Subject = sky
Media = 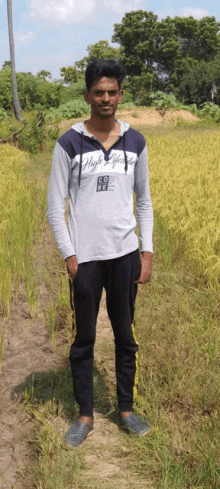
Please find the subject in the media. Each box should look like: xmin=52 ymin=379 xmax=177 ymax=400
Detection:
xmin=0 ymin=0 xmax=219 ymax=80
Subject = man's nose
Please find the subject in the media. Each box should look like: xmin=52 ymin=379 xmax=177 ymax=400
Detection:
xmin=102 ymin=92 xmax=110 ymax=102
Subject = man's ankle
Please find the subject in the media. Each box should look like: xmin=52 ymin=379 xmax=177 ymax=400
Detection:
xmin=79 ymin=415 xmax=93 ymax=425
xmin=120 ymin=411 xmax=132 ymax=419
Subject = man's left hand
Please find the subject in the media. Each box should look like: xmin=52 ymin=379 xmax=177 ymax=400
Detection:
xmin=135 ymin=251 xmax=153 ymax=284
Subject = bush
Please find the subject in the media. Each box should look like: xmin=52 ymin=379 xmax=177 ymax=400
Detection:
xmin=45 ymin=100 xmax=90 ymax=121
xmin=0 ymin=68 xmax=62 ymax=111
xmin=0 ymin=108 xmax=8 ymax=122
xmin=149 ymin=91 xmax=179 ymax=109
xmin=0 ymin=111 xmax=59 ymax=153
xmin=199 ymin=102 xmax=220 ymax=122
xmin=59 ymin=78 xmax=86 ymax=104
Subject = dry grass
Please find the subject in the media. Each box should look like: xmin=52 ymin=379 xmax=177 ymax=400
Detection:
xmin=0 ymin=145 xmax=47 ymax=316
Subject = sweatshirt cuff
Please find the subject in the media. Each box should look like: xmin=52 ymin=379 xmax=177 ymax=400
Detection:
xmin=140 ymin=239 xmax=153 ymax=254
xmin=60 ymin=244 xmax=76 ymax=260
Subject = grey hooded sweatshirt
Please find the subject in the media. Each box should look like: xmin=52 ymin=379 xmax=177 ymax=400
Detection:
xmin=47 ymin=120 xmax=153 ymax=264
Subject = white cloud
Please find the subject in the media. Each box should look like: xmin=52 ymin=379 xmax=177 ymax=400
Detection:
xmin=30 ymin=0 xmax=94 ymax=22
xmin=181 ymin=7 xmax=209 ymax=20
xmin=15 ymin=31 xmax=36 ymax=43
xmin=157 ymin=5 xmax=211 ymax=21
xmin=29 ymin=0 xmax=144 ymax=24
xmin=102 ymin=0 xmax=143 ymax=14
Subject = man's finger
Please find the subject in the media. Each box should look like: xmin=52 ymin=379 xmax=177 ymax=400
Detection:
xmin=135 ymin=274 xmax=151 ymax=284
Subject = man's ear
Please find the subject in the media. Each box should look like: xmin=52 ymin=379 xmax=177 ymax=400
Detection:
xmin=83 ymin=90 xmax=90 ymax=105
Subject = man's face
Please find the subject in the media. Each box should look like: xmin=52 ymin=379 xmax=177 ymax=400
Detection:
xmin=84 ymin=77 xmax=123 ymax=119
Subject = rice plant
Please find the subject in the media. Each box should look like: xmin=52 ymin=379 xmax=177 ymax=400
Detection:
xmin=147 ymin=130 xmax=220 ymax=289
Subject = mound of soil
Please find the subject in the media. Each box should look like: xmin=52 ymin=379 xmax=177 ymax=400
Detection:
xmin=117 ymin=108 xmax=199 ymax=126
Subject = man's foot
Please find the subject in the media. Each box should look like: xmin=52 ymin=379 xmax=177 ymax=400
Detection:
xmin=120 ymin=412 xmax=150 ymax=436
xmin=64 ymin=420 xmax=94 ymax=447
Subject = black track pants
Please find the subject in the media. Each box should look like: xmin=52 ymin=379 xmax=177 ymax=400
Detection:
xmin=69 ymin=249 xmax=141 ymax=416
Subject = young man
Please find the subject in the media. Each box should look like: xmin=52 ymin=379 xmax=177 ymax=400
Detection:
xmin=47 ymin=59 xmax=153 ymax=447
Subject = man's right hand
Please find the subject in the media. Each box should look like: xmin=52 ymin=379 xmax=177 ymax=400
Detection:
xmin=66 ymin=255 xmax=78 ymax=281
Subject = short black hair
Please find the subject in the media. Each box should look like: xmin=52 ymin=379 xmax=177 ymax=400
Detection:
xmin=85 ymin=58 xmax=127 ymax=91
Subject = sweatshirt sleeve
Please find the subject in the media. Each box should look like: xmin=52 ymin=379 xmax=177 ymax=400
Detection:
xmin=134 ymin=144 xmax=154 ymax=253
xmin=47 ymin=141 xmax=75 ymax=260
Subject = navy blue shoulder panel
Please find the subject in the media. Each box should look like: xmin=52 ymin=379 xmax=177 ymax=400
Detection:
xmin=124 ymin=128 xmax=146 ymax=156
xmin=58 ymin=128 xmax=101 ymax=158
xmin=58 ymin=129 xmax=77 ymax=159
xmin=58 ymin=126 xmax=146 ymax=158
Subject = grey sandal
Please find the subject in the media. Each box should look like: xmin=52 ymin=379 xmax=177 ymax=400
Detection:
xmin=64 ymin=420 xmax=94 ymax=447
xmin=121 ymin=413 xmax=150 ymax=436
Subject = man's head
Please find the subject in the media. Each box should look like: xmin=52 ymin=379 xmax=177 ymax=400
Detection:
xmin=85 ymin=58 xmax=127 ymax=92
xmin=84 ymin=59 xmax=126 ymax=119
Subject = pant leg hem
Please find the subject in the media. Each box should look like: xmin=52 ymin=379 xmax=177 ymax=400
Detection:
xmin=79 ymin=409 xmax=93 ymax=417
xmin=118 ymin=402 xmax=133 ymax=412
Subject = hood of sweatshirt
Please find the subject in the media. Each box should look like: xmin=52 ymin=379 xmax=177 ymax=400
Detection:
xmin=71 ymin=119 xmax=130 ymax=137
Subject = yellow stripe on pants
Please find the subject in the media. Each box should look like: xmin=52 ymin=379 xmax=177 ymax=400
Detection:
xmin=131 ymin=321 xmax=139 ymax=400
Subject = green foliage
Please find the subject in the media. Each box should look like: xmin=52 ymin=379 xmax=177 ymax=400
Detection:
xmin=75 ymin=40 xmax=121 ymax=73
xmin=0 ymin=68 xmax=62 ymax=111
xmin=123 ymin=73 xmax=156 ymax=105
xmin=175 ymin=59 xmax=218 ymax=105
xmin=0 ymin=111 xmax=59 ymax=153
xmin=60 ymin=66 xmax=78 ymax=84
xmin=112 ymin=10 xmax=220 ymax=104
xmin=199 ymin=102 xmax=220 ymax=121
xmin=18 ymin=114 xmax=45 ymax=153
xmin=149 ymin=91 xmax=179 ymax=109
xmin=2 ymin=60 xmax=11 ymax=70
xmin=0 ymin=108 xmax=8 ymax=122
xmin=113 ymin=11 xmax=159 ymax=77
xmin=119 ymin=90 xmax=133 ymax=104
xmin=37 ymin=70 xmax=52 ymax=81
xmin=45 ymin=100 xmax=90 ymax=122
xmin=0 ymin=67 xmax=13 ymax=110
xmin=59 ymin=79 xmax=86 ymax=104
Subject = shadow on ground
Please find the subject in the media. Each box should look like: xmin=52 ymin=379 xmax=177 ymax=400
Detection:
xmin=11 ymin=362 xmax=119 ymax=425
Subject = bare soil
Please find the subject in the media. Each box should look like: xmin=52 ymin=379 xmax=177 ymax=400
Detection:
xmin=0 ymin=242 xmax=63 ymax=489
xmin=117 ymin=108 xmax=199 ymax=126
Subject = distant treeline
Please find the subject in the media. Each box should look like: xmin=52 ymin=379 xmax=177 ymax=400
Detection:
xmin=1 ymin=10 xmax=220 ymax=112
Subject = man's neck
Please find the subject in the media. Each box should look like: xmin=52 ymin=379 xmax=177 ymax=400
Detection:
xmin=85 ymin=114 xmax=118 ymax=135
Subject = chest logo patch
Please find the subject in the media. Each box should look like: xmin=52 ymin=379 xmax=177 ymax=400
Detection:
xmin=96 ymin=175 xmax=115 ymax=192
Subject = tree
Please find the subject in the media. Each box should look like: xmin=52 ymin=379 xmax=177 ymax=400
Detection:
xmin=60 ymin=66 xmax=78 ymax=84
xmin=37 ymin=70 xmax=52 ymax=81
xmin=75 ymin=40 xmax=121 ymax=72
xmin=112 ymin=10 xmax=220 ymax=94
xmin=176 ymin=55 xmax=220 ymax=105
xmin=6 ymin=0 xmax=23 ymax=120
xmin=112 ymin=11 xmax=159 ymax=76
xmin=0 ymin=69 xmax=61 ymax=111
xmin=2 ymin=60 xmax=11 ymax=70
